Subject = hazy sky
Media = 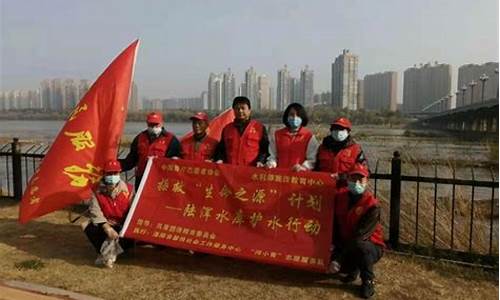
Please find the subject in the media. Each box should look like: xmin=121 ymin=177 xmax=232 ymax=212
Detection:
xmin=1 ymin=0 xmax=498 ymax=99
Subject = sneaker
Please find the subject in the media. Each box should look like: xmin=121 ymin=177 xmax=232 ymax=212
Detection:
xmin=340 ymin=270 xmax=359 ymax=283
xmin=94 ymin=255 xmax=104 ymax=266
xmin=360 ymin=280 xmax=375 ymax=298
xmin=104 ymin=259 xmax=114 ymax=269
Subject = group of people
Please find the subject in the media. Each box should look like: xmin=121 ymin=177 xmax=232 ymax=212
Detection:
xmin=83 ymin=96 xmax=384 ymax=298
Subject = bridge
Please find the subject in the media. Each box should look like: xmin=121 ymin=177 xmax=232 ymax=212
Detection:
xmin=409 ymin=98 xmax=498 ymax=137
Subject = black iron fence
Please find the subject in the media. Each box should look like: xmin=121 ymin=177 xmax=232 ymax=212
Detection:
xmin=1 ymin=139 xmax=498 ymax=266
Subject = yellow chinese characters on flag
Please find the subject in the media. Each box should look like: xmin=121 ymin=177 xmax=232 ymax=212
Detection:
xmin=19 ymin=40 xmax=140 ymax=224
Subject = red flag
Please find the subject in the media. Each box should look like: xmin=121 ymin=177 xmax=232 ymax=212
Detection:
xmin=19 ymin=40 xmax=140 ymax=224
xmin=180 ymin=108 xmax=235 ymax=142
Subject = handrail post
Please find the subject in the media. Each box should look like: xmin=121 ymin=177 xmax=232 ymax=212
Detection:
xmin=389 ymin=151 xmax=402 ymax=249
xmin=12 ymin=137 xmax=23 ymax=200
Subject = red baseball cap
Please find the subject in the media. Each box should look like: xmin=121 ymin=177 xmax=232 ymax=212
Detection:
xmin=349 ymin=164 xmax=369 ymax=178
xmin=146 ymin=112 xmax=164 ymax=124
xmin=104 ymin=159 xmax=122 ymax=173
xmin=331 ymin=117 xmax=352 ymax=130
xmin=190 ymin=112 xmax=209 ymax=122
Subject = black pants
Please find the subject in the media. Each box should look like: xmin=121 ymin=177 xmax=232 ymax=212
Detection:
xmin=84 ymin=223 xmax=134 ymax=254
xmin=338 ymin=240 xmax=383 ymax=281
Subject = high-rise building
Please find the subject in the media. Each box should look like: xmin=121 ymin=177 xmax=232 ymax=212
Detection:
xmin=300 ymin=65 xmax=314 ymax=107
xmin=245 ymin=67 xmax=258 ymax=107
xmin=402 ymin=62 xmax=452 ymax=113
xmin=239 ymin=82 xmax=246 ymax=97
xmin=128 ymin=82 xmax=140 ymax=112
xmin=77 ymin=79 xmax=90 ymax=102
xmin=289 ymin=77 xmax=300 ymax=104
xmin=257 ymin=75 xmax=271 ymax=110
xmin=363 ymin=72 xmax=398 ymax=111
xmin=222 ymin=69 xmax=236 ymax=108
xmin=208 ymin=73 xmax=223 ymax=110
xmin=457 ymin=62 xmax=498 ymax=107
xmin=201 ymin=91 xmax=208 ymax=110
xmin=357 ymin=79 xmax=364 ymax=110
xmin=269 ymin=86 xmax=275 ymax=110
xmin=332 ymin=49 xmax=359 ymax=110
xmin=277 ymin=65 xmax=291 ymax=111
xmin=50 ymin=79 xmax=63 ymax=112
xmin=40 ymin=79 xmax=51 ymax=111
xmin=63 ymin=79 xmax=77 ymax=111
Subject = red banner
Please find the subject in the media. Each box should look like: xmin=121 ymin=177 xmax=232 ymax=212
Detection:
xmin=121 ymin=157 xmax=335 ymax=272
xmin=19 ymin=40 xmax=140 ymax=223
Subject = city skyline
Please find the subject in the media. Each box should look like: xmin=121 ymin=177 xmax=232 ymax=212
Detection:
xmin=1 ymin=0 xmax=498 ymax=100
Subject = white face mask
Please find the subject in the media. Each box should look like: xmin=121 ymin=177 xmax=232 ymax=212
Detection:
xmin=104 ymin=175 xmax=120 ymax=185
xmin=147 ymin=126 xmax=162 ymax=136
xmin=331 ymin=129 xmax=349 ymax=142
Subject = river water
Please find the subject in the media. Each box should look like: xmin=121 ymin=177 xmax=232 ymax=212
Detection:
xmin=0 ymin=120 xmax=497 ymax=182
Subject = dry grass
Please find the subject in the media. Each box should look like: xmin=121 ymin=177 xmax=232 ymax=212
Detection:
xmin=0 ymin=200 xmax=497 ymax=300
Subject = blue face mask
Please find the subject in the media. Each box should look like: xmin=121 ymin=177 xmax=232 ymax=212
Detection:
xmin=348 ymin=181 xmax=366 ymax=195
xmin=331 ymin=129 xmax=349 ymax=142
xmin=288 ymin=116 xmax=302 ymax=129
xmin=104 ymin=175 xmax=120 ymax=186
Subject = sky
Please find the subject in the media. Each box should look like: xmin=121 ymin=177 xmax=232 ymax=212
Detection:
xmin=1 ymin=0 xmax=498 ymax=100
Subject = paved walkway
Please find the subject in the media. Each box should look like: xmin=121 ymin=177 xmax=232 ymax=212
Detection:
xmin=0 ymin=280 xmax=102 ymax=300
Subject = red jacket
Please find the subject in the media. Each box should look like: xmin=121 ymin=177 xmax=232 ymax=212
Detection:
xmin=335 ymin=189 xmax=385 ymax=248
xmin=274 ymin=126 xmax=313 ymax=168
xmin=137 ymin=131 xmax=174 ymax=175
xmin=181 ymin=135 xmax=218 ymax=161
xmin=94 ymin=183 xmax=133 ymax=225
xmin=222 ymin=119 xmax=264 ymax=166
xmin=317 ymin=142 xmax=362 ymax=174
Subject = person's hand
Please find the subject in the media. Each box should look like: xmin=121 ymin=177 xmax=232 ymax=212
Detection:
xmin=215 ymin=160 xmax=224 ymax=164
xmin=256 ymin=162 xmax=265 ymax=168
xmin=292 ymin=164 xmax=306 ymax=172
xmin=330 ymin=173 xmax=339 ymax=180
xmin=103 ymin=224 xmax=119 ymax=240
xmin=266 ymin=161 xmax=277 ymax=169
xmin=327 ymin=260 xmax=341 ymax=274
xmin=171 ymin=156 xmax=180 ymax=160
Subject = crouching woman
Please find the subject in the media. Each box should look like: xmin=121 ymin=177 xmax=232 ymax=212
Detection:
xmin=330 ymin=163 xmax=385 ymax=299
xmin=83 ymin=159 xmax=134 ymax=268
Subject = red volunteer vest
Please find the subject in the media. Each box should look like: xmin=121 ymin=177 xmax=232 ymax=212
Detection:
xmin=317 ymin=142 xmax=362 ymax=174
xmin=94 ymin=183 xmax=133 ymax=225
xmin=222 ymin=119 xmax=264 ymax=166
xmin=181 ymin=135 xmax=218 ymax=161
xmin=275 ymin=126 xmax=313 ymax=168
xmin=335 ymin=189 xmax=385 ymax=247
xmin=137 ymin=131 xmax=174 ymax=175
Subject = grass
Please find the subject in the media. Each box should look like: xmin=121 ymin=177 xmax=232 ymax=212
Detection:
xmin=0 ymin=199 xmax=497 ymax=300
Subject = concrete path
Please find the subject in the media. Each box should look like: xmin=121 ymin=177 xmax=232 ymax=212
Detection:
xmin=0 ymin=280 xmax=103 ymax=300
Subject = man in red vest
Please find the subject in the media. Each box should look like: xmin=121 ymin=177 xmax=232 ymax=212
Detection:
xmin=119 ymin=112 xmax=180 ymax=190
xmin=213 ymin=96 xmax=269 ymax=166
xmin=83 ymin=159 xmax=134 ymax=268
xmin=316 ymin=117 xmax=367 ymax=187
xmin=180 ymin=112 xmax=218 ymax=161
xmin=330 ymin=164 xmax=384 ymax=299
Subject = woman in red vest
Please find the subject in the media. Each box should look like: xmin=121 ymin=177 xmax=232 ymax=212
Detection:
xmin=180 ymin=112 xmax=218 ymax=161
xmin=213 ymin=96 xmax=269 ymax=166
xmin=330 ymin=164 xmax=384 ymax=299
xmin=266 ymin=103 xmax=319 ymax=171
xmin=316 ymin=117 xmax=367 ymax=187
xmin=83 ymin=159 xmax=134 ymax=268
xmin=119 ymin=112 xmax=181 ymax=190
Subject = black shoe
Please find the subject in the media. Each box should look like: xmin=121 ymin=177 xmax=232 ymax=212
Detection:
xmin=340 ymin=271 xmax=359 ymax=283
xmin=360 ymin=280 xmax=375 ymax=298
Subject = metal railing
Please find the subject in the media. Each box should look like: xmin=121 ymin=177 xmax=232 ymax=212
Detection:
xmin=1 ymin=139 xmax=498 ymax=266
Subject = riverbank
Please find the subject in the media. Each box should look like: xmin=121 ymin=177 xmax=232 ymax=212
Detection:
xmin=0 ymin=200 xmax=496 ymax=300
